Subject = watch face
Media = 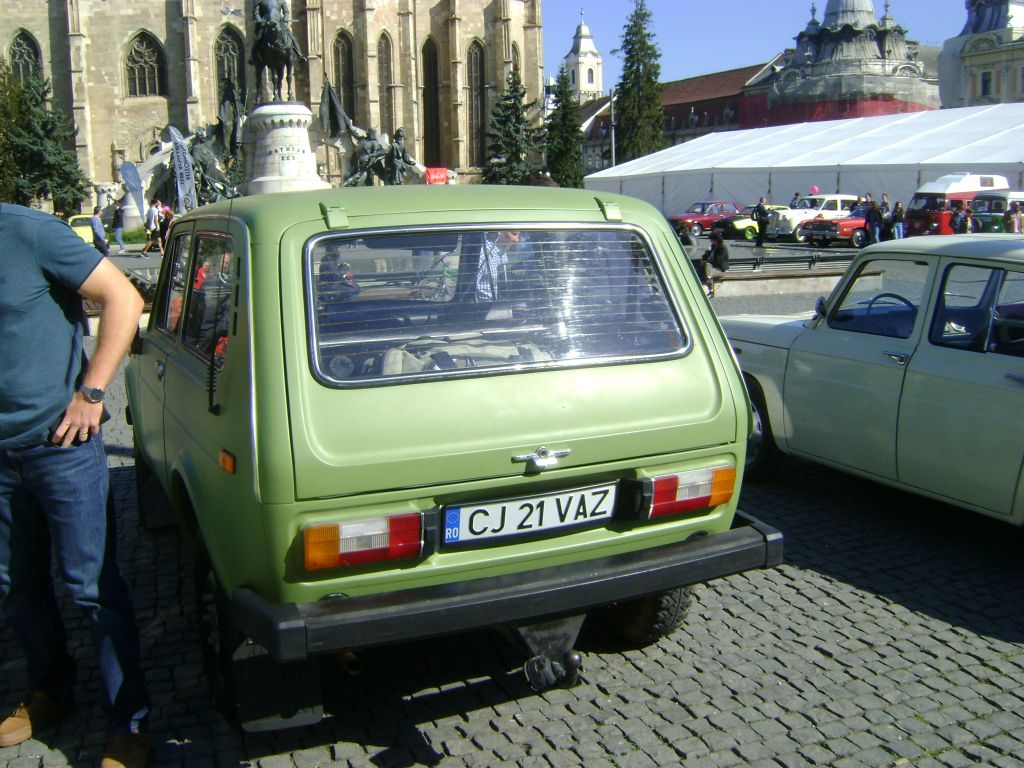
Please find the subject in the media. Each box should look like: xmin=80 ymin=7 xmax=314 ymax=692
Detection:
xmin=80 ymin=386 xmax=104 ymax=403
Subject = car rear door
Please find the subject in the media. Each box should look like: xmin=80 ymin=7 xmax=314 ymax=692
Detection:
xmin=784 ymin=256 xmax=932 ymax=480
xmin=898 ymin=262 xmax=1024 ymax=519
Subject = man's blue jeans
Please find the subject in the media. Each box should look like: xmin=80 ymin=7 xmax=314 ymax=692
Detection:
xmin=114 ymin=227 xmax=125 ymax=251
xmin=0 ymin=433 xmax=149 ymax=736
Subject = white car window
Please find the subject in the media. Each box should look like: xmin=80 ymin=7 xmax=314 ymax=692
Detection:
xmin=990 ymin=269 xmax=1024 ymax=358
xmin=829 ymin=258 xmax=930 ymax=339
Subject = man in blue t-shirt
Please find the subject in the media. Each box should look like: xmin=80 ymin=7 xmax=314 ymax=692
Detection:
xmin=0 ymin=204 xmax=150 ymax=767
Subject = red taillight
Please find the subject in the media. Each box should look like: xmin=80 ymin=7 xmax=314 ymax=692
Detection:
xmin=649 ymin=466 xmax=736 ymax=519
xmin=304 ymin=513 xmax=423 ymax=571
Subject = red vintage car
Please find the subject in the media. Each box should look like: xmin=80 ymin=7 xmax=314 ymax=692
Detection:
xmin=668 ymin=200 xmax=744 ymax=238
xmin=800 ymin=204 xmax=870 ymax=248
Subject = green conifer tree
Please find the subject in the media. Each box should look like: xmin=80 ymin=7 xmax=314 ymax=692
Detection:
xmin=483 ymin=67 xmax=541 ymax=185
xmin=613 ymin=0 xmax=664 ymax=163
xmin=0 ymin=60 xmax=25 ymax=204
xmin=5 ymin=74 xmax=90 ymax=214
xmin=544 ymin=67 xmax=583 ymax=189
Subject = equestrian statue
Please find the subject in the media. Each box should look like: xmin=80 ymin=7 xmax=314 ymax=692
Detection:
xmin=250 ymin=0 xmax=305 ymax=103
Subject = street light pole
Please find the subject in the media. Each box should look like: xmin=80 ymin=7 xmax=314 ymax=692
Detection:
xmin=609 ymin=90 xmax=616 ymax=168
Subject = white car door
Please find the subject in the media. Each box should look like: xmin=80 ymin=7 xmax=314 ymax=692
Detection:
xmin=784 ymin=257 xmax=932 ymax=480
xmin=898 ymin=263 xmax=1024 ymax=520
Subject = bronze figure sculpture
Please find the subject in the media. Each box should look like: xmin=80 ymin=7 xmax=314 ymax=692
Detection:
xmin=250 ymin=0 xmax=305 ymax=103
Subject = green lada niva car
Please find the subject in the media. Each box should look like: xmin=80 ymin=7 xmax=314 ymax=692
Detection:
xmin=125 ymin=185 xmax=782 ymax=731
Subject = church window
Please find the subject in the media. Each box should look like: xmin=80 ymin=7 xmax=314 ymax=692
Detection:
xmin=333 ymin=32 xmax=356 ymax=118
xmin=126 ymin=33 xmax=167 ymax=97
xmin=10 ymin=31 xmax=41 ymax=83
xmin=467 ymin=41 xmax=486 ymax=167
xmin=422 ymin=39 xmax=442 ymax=167
xmin=587 ymin=68 xmax=594 ymax=85
xmin=571 ymin=69 xmax=576 ymax=85
xmin=377 ymin=33 xmax=395 ymax=138
xmin=981 ymin=71 xmax=993 ymax=97
xmin=214 ymin=27 xmax=245 ymax=105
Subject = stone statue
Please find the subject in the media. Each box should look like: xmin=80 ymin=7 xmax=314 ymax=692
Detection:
xmin=342 ymin=124 xmax=387 ymax=187
xmin=384 ymin=128 xmax=418 ymax=185
xmin=190 ymin=127 xmax=238 ymax=204
xmin=250 ymin=0 xmax=305 ymax=103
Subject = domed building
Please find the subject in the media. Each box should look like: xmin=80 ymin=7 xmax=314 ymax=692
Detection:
xmin=0 ymin=0 xmax=545 ymax=207
xmin=939 ymin=0 xmax=1024 ymax=107
xmin=742 ymin=0 xmax=939 ymax=127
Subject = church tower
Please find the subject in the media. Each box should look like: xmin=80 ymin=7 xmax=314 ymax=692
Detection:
xmin=563 ymin=11 xmax=603 ymax=103
xmin=939 ymin=0 xmax=1024 ymax=107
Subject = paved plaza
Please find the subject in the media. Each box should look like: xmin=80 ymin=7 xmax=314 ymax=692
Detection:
xmin=1 ymin=355 xmax=1023 ymax=768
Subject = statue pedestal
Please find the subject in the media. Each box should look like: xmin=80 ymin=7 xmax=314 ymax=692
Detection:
xmin=245 ymin=103 xmax=329 ymax=195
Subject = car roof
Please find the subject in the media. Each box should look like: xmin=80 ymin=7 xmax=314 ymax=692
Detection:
xmin=179 ymin=186 xmax=661 ymax=240
xmin=862 ymin=234 xmax=1024 ymax=265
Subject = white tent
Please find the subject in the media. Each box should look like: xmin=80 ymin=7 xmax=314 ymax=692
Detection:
xmin=585 ymin=104 xmax=1024 ymax=213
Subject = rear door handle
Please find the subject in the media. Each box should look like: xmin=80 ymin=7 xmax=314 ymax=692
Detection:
xmin=155 ymin=360 xmax=165 ymax=379
xmin=1006 ymin=372 xmax=1024 ymax=387
xmin=883 ymin=351 xmax=910 ymax=365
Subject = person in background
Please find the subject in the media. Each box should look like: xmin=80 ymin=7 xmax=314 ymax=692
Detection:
xmin=111 ymin=199 xmax=126 ymax=255
xmin=0 ymin=203 xmax=150 ymax=768
xmin=950 ymin=205 xmax=965 ymax=234
xmin=789 ymin=192 xmax=801 ymax=208
xmin=959 ymin=208 xmax=975 ymax=234
xmin=753 ymin=197 xmax=770 ymax=248
xmin=699 ymin=230 xmax=730 ymax=298
xmin=865 ymin=201 xmax=884 ymax=244
xmin=159 ymin=207 xmax=173 ymax=252
xmin=89 ymin=206 xmax=109 ymax=257
xmin=890 ymin=201 xmax=905 ymax=239
xmin=142 ymin=198 xmax=162 ymax=255
xmin=1003 ymin=201 xmax=1022 ymax=233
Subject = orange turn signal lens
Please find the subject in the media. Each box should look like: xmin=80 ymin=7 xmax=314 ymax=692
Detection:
xmin=304 ymin=513 xmax=423 ymax=571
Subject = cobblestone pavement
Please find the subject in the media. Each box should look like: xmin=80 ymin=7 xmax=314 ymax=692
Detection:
xmin=2 ymin=363 xmax=1024 ymax=767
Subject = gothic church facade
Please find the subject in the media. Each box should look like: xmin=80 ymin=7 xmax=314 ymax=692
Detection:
xmin=1 ymin=0 xmax=544 ymax=203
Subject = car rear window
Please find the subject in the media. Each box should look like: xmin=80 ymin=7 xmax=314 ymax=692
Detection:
xmin=306 ymin=227 xmax=687 ymax=384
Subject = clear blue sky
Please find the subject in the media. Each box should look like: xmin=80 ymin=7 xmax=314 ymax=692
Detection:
xmin=542 ymin=1 xmax=959 ymax=89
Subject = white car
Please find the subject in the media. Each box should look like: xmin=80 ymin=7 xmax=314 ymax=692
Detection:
xmin=721 ymin=235 xmax=1024 ymax=524
xmin=767 ymin=194 xmax=860 ymax=242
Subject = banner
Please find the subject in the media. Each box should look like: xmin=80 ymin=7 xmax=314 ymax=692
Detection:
xmin=425 ymin=167 xmax=449 ymax=185
xmin=119 ymin=161 xmax=146 ymax=220
xmin=168 ymin=126 xmax=198 ymax=213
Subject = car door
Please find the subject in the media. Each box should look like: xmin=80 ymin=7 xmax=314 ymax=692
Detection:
xmin=784 ymin=256 xmax=932 ymax=480
xmin=132 ymin=223 xmax=193 ymax=482
xmin=898 ymin=263 xmax=1024 ymax=520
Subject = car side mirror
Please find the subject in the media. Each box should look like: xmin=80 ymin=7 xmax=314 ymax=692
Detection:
xmin=813 ymin=296 xmax=828 ymax=321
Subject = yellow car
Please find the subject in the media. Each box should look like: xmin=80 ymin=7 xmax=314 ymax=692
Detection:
xmin=67 ymin=214 xmax=94 ymax=243
xmin=711 ymin=204 xmax=786 ymax=241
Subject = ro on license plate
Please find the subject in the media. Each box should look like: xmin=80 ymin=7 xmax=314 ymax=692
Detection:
xmin=443 ymin=483 xmax=617 ymax=546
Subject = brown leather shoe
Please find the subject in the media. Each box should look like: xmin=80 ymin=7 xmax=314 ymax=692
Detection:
xmin=101 ymin=731 xmax=152 ymax=768
xmin=0 ymin=691 xmax=71 ymax=747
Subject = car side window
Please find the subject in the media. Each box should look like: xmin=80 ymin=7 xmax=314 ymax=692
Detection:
xmin=929 ymin=265 xmax=998 ymax=353
xmin=181 ymin=234 xmax=236 ymax=368
xmin=829 ymin=258 xmax=929 ymax=339
xmin=989 ymin=269 xmax=1024 ymax=358
xmin=157 ymin=231 xmax=193 ymax=336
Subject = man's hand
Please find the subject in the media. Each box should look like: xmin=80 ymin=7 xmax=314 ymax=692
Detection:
xmin=51 ymin=392 xmax=105 ymax=447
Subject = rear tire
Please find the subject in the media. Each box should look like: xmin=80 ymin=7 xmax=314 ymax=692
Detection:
xmin=690 ymin=223 xmax=703 ymax=237
xmin=589 ymin=587 xmax=693 ymax=647
xmin=743 ymin=226 xmax=757 ymax=241
xmin=792 ymin=228 xmax=806 ymax=243
xmin=195 ymin=541 xmax=241 ymax=725
xmin=851 ymin=229 xmax=868 ymax=249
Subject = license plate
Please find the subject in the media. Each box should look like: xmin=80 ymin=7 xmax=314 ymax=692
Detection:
xmin=442 ymin=483 xmax=617 ymax=547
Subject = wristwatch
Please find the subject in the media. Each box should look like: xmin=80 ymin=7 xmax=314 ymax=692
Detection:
xmin=78 ymin=384 xmax=105 ymax=404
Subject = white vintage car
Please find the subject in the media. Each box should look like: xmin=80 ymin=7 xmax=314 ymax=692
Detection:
xmin=767 ymin=194 xmax=860 ymax=242
xmin=721 ymin=235 xmax=1024 ymax=525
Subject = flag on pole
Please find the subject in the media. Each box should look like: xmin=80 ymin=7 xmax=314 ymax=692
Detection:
xmin=168 ymin=126 xmax=198 ymax=213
